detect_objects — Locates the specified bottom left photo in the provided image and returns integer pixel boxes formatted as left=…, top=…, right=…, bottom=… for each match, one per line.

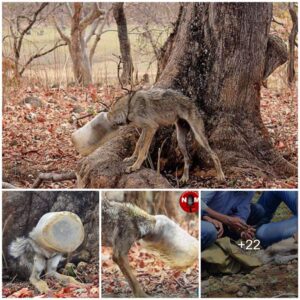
left=2, top=191, right=99, bottom=298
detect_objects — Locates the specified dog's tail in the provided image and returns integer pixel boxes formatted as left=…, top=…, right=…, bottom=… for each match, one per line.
left=9, top=237, right=33, bottom=259
left=9, top=237, right=35, bottom=278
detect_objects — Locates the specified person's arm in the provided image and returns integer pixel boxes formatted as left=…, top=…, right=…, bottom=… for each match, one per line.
left=232, top=192, right=255, bottom=222
left=201, top=192, right=217, bottom=217
left=205, top=206, right=249, bottom=232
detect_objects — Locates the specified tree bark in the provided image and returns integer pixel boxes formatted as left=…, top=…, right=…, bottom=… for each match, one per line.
left=113, top=3, right=134, bottom=85
left=287, top=3, right=298, bottom=85
left=76, top=3, right=296, bottom=188
left=3, top=191, right=99, bottom=278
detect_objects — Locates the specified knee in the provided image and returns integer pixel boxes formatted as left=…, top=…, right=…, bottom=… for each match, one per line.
left=255, top=226, right=269, bottom=248
left=201, top=222, right=217, bottom=250
left=254, top=204, right=265, bottom=220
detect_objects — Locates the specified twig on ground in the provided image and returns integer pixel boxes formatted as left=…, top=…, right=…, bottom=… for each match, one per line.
left=32, top=171, right=76, bottom=188
left=273, top=293, right=298, bottom=298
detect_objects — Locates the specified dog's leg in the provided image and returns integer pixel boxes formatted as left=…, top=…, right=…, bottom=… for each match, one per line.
left=46, top=254, right=85, bottom=287
left=187, top=115, right=225, bottom=181
left=112, top=231, right=148, bottom=297
left=124, top=128, right=146, bottom=163
left=30, top=254, right=50, bottom=294
left=126, top=126, right=157, bottom=173
left=175, top=122, right=190, bottom=184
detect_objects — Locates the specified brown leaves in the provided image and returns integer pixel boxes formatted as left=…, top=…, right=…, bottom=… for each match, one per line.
left=101, top=219, right=199, bottom=297
left=3, top=85, right=113, bottom=188
left=7, top=288, right=33, bottom=298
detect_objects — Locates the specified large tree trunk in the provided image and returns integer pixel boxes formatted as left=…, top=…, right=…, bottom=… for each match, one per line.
left=76, top=3, right=296, bottom=188
left=287, top=3, right=298, bottom=85
left=113, top=3, right=134, bottom=85
left=155, top=3, right=295, bottom=178
left=3, top=191, right=99, bottom=278
left=69, top=38, right=93, bottom=86
left=69, top=28, right=93, bottom=85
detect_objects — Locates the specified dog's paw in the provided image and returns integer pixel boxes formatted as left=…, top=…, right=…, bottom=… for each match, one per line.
left=125, top=166, right=134, bottom=173
left=179, top=175, right=189, bottom=185
left=125, top=165, right=140, bottom=173
left=35, top=280, right=50, bottom=294
left=123, top=156, right=135, bottom=163
left=217, top=172, right=226, bottom=182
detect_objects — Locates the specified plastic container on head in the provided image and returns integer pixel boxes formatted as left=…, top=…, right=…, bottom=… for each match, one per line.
left=71, top=112, right=118, bottom=156
left=30, top=211, right=84, bottom=253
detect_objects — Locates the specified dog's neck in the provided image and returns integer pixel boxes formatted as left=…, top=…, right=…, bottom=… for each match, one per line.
left=28, top=236, right=59, bottom=259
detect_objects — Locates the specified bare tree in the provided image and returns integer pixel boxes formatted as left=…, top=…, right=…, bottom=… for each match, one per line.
left=53, top=3, right=111, bottom=85
left=287, top=3, right=298, bottom=85
left=113, top=3, right=133, bottom=85
left=4, top=3, right=66, bottom=80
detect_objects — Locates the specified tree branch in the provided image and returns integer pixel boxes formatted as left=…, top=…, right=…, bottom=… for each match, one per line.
left=66, top=2, right=73, bottom=18
left=79, top=3, right=105, bottom=31
left=89, top=7, right=112, bottom=63
left=53, top=17, right=70, bottom=43
left=19, top=41, right=67, bottom=75
left=17, top=3, right=49, bottom=55
left=32, top=171, right=76, bottom=188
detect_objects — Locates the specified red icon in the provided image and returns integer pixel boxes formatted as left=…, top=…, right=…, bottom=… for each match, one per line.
left=179, top=191, right=199, bottom=213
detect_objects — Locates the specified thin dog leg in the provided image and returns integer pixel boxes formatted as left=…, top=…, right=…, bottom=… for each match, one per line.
left=175, top=122, right=190, bottom=184
left=124, top=128, right=146, bottom=163
left=112, top=232, right=147, bottom=297
left=46, top=254, right=85, bottom=286
left=187, top=116, right=225, bottom=181
left=126, top=127, right=157, bottom=173
left=30, top=255, right=50, bottom=294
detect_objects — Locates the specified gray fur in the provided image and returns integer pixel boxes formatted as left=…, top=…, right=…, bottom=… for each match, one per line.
left=107, top=88, right=225, bottom=183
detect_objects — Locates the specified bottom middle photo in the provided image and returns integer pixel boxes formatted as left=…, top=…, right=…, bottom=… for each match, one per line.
left=101, top=190, right=199, bottom=298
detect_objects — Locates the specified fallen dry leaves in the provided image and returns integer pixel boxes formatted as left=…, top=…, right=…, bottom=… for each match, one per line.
left=101, top=219, right=199, bottom=298
left=3, top=84, right=118, bottom=188
left=3, top=262, right=99, bottom=298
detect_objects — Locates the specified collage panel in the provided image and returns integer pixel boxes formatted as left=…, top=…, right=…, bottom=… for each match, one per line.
left=2, top=3, right=297, bottom=190
left=201, top=191, right=298, bottom=298
left=101, top=190, right=199, bottom=298
left=2, top=191, right=99, bottom=298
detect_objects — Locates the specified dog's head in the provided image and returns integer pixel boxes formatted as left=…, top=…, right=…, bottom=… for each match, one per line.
left=71, top=112, right=118, bottom=156
left=140, top=215, right=199, bottom=269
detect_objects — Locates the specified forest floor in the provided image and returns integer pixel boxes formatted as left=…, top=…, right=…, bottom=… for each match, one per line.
left=201, top=260, right=298, bottom=298
left=2, top=81, right=297, bottom=189
left=2, top=262, right=99, bottom=298
left=101, top=219, right=199, bottom=298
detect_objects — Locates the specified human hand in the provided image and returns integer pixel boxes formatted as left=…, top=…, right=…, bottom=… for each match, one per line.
left=240, top=227, right=256, bottom=240
left=203, top=216, right=224, bottom=238
left=225, top=216, right=248, bottom=232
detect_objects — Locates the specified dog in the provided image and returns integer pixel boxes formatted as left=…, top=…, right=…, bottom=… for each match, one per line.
left=9, top=212, right=85, bottom=294
left=102, top=198, right=199, bottom=297
left=258, top=234, right=298, bottom=265
left=107, top=88, right=225, bottom=183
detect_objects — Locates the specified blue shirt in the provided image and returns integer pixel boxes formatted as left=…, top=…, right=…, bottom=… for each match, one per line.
left=201, top=191, right=255, bottom=222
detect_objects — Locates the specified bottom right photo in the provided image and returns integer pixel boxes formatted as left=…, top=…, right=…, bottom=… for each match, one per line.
left=201, top=191, right=298, bottom=298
